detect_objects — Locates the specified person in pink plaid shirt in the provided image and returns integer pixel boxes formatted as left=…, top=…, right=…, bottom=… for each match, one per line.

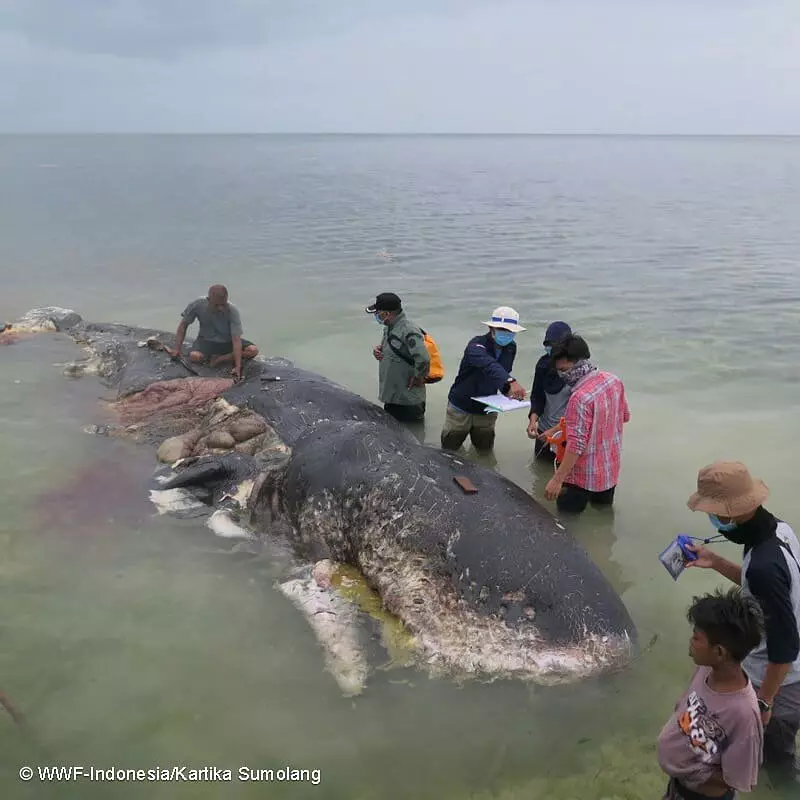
left=542, top=334, right=630, bottom=514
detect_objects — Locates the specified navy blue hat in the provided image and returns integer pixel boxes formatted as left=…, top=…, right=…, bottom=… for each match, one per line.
left=544, top=321, right=571, bottom=346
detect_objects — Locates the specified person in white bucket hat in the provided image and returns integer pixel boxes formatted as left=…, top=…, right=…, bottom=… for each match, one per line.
left=480, top=306, right=527, bottom=334
left=440, top=306, right=527, bottom=452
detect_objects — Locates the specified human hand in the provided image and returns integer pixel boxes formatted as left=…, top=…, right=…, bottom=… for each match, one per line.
left=165, top=347, right=178, bottom=358
left=526, top=417, right=539, bottom=439
left=373, top=345, right=384, bottom=361
left=685, top=543, right=717, bottom=570
left=544, top=476, right=563, bottom=501
left=508, top=380, right=527, bottom=401
left=537, top=424, right=559, bottom=441
left=760, top=707, right=772, bottom=727
left=232, top=366, right=242, bottom=381
left=407, top=375, right=425, bottom=389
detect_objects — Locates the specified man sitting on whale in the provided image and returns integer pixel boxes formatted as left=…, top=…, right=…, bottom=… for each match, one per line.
left=166, top=285, right=259, bottom=380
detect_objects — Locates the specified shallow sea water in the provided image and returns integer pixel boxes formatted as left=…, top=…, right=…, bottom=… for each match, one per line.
left=1, top=134, right=800, bottom=798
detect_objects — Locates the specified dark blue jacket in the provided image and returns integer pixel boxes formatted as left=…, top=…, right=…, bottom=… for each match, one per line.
left=529, top=353, right=567, bottom=418
left=447, top=333, right=517, bottom=415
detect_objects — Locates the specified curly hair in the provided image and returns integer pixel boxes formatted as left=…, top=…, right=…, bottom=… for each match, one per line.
left=687, top=587, right=765, bottom=662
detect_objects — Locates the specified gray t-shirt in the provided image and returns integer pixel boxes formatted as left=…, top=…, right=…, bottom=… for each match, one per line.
left=657, top=666, right=762, bottom=793
left=181, top=298, right=243, bottom=343
left=540, top=383, right=572, bottom=431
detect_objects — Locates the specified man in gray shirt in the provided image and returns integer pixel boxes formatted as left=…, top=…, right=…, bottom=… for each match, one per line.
left=167, top=285, right=258, bottom=379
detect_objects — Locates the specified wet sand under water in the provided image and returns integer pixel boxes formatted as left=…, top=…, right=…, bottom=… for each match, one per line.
left=0, top=333, right=795, bottom=800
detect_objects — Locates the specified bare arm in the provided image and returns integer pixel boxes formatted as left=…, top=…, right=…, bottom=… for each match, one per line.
left=544, top=395, right=587, bottom=500
left=759, top=662, right=792, bottom=709
left=232, top=335, right=243, bottom=376
left=710, top=554, right=742, bottom=586
left=686, top=546, right=742, bottom=585
left=171, top=320, right=188, bottom=357
left=554, top=450, right=580, bottom=483
left=544, top=449, right=581, bottom=500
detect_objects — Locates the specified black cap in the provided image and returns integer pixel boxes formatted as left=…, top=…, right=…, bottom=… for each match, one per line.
left=365, top=292, right=402, bottom=313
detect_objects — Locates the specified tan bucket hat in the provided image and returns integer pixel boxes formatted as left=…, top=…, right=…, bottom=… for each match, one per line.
left=687, top=460, right=769, bottom=517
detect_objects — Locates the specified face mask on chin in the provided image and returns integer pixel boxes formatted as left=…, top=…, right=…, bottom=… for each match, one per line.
left=708, top=514, right=737, bottom=532
left=375, top=313, right=385, bottom=325
left=708, top=514, right=750, bottom=544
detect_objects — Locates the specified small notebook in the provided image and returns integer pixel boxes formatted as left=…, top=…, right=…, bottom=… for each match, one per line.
left=471, top=394, right=532, bottom=413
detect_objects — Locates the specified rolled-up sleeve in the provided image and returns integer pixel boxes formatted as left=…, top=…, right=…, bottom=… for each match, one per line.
left=566, top=394, right=593, bottom=456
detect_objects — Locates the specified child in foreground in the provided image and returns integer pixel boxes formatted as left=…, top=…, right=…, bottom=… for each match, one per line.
left=657, top=588, right=765, bottom=799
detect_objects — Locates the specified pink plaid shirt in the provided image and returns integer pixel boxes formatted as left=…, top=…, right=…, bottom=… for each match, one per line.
left=563, top=370, right=630, bottom=492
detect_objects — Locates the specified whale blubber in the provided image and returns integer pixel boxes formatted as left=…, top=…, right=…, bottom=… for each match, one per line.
left=329, top=563, right=418, bottom=668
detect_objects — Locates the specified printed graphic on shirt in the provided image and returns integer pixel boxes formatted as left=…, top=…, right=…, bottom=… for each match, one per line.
left=678, top=691, right=727, bottom=761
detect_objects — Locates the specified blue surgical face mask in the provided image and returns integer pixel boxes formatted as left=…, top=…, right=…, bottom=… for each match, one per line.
left=545, top=345, right=552, bottom=355
left=374, top=313, right=385, bottom=325
left=494, top=330, right=515, bottom=347
left=708, top=514, right=737, bottom=533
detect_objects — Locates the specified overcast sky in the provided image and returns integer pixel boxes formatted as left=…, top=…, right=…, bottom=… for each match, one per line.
left=1, top=0, right=798, bottom=133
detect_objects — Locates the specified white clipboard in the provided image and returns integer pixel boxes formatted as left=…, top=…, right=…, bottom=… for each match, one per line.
left=471, top=394, right=531, bottom=414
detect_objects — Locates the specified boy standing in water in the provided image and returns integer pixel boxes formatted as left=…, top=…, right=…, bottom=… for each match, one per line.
left=657, top=588, right=765, bottom=799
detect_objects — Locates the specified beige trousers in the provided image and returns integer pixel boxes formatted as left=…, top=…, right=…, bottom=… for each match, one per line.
left=440, top=405, right=498, bottom=451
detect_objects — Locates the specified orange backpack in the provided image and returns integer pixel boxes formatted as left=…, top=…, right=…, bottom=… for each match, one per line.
left=386, top=328, right=445, bottom=385
left=420, top=329, right=444, bottom=384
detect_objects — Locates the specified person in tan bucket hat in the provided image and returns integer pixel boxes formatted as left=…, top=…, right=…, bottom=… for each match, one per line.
left=687, top=461, right=770, bottom=521
left=685, top=460, right=800, bottom=788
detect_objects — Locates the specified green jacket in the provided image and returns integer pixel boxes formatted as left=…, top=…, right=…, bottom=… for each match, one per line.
left=379, top=312, right=430, bottom=406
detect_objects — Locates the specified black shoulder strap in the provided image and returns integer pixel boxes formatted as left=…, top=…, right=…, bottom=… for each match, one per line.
left=386, top=332, right=414, bottom=366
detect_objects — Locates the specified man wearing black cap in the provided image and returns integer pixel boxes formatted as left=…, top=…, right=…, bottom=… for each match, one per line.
left=366, top=293, right=430, bottom=424
left=527, top=321, right=572, bottom=461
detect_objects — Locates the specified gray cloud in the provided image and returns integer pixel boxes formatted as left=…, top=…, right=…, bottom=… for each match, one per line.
left=0, top=0, right=798, bottom=133
left=0, top=0, right=482, bottom=59
left=1, top=0, right=314, bottom=58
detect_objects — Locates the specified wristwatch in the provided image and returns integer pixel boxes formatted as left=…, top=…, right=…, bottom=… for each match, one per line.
left=757, top=697, right=772, bottom=713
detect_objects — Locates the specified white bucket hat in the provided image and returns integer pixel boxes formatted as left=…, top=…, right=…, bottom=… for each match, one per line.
left=481, top=306, right=526, bottom=333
